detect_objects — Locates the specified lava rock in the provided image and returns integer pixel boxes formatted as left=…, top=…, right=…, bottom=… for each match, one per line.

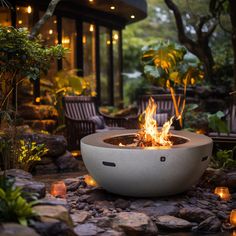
left=179, top=206, right=215, bottom=223
left=0, top=223, right=40, bottom=236
left=112, top=212, right=158, bottom=235
left=1, top=169, right=32, bottom=179
left=193, top=216, right=221, bottom=233
left=55, top=151, right=80, bottom=171
left=74, top=223, right=105, bottom=236
left=156, top=215, right=195, bottom=230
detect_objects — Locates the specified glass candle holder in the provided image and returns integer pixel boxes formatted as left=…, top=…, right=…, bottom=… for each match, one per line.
left=84, top=175, right=98, bottom=187
left=230, top=210, right=236, bottom=227
left=50, top=181, right=67, bottom=198
left=214, top=187, right=231, bottom=201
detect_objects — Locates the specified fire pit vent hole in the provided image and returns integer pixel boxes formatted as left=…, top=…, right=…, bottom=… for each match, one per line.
left=160, top=156, right=166, bottom=162
left=102, top=161, right=116, bottom=167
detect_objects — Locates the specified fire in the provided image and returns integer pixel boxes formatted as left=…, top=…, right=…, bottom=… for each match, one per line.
left=137, top=97, right=173, bottom=147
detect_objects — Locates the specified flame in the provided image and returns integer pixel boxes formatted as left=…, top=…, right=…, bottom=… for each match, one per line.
left=138, top=97, right=173, bottom=147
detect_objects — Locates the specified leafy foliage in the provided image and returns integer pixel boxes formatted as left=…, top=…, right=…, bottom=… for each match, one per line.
left=15, top=140, right=48, bottom=172
left=211, top=147, right=236, bottom=169
left=0, top=175, right=36, bottom=225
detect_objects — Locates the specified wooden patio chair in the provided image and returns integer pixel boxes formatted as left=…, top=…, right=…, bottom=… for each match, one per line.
left=208, top=100, right=236, bottom=149
left=62, top=96, right=127, bottom=150
left=126, top=94, right=183, bottom=129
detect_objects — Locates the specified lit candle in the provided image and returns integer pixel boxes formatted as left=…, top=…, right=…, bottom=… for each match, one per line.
left=230, top=210, right=236, bottom=226
left=214, top=187, right=231, bottom=201
left=84, top=175, right=98, bottom=187
left=50, top=181, right=67, bottom=198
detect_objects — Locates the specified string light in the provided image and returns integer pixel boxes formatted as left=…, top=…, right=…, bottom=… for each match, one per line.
left=27, top=6, right=32, bottom=14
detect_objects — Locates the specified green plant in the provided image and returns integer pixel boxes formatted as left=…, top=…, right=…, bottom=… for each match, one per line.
left=15, top=140, right=48, bottom=172
left=211, top=147, right=236, bottom=169
left=0, top=175, right=36, bottom=225
left=142, top=40, right=204, bottom=127
left=0, top=26, right=66, bottom=112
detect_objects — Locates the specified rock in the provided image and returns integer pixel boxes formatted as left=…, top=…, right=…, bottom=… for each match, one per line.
left=1, top=169, right=32, bottom=179
left=98, top=229, right=125, bottom=236
left=55, top=151, right=80, bottom=170
left=139, top=203, right=179, bottom=217
left=179, top=206, right=215, bottom=223
left=74, top=223, right=104, bottom=236
left=23, top=120, right=57, bottom=132
left=33, top=205, right=73, bottom=227
left=0, top=223, right=40, bottom=236
left=114, top=199, right=130, bottom=210
left=71, top=211, right=90, bottom=224
left=35, top=198, right=68, bottom=209
left=194, top=216, right=221, bottom=233
left=34, top=162, right=59, bottom=174
left=20, top=133, right=67, bottom=158
left=226, top=171, right=236, bottom=188
left=156, top=215, right=195, bottom=230
left=18, top=103, right=58, bottom=120
left=31, top=221, right=77, bottom=236
left=64, top=178, right=81, bottom=192
left=130, top=200, right=154, bottom=210
left=14, top=177, right=46, bottom=199
left=112, top=212, right=158, bottom=235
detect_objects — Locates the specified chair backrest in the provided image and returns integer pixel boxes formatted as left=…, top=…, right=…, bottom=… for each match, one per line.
left=229, top=103, right=236, bottom=133
left=138, top=94, right=183, bottom=117
left=63, top=96, right=98, bottom=120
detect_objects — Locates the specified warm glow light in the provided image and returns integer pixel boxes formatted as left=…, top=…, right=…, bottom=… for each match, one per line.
left=89, top=0, right=94, bottom=2
left=233, top=231, right=236, bottom=236
left=113, top=33, right=119, bottom=40
left=49, top=29, right=53, bottom=35
left=16, top=7, right=20, bottom=11
left=138, top=97, right=173, bottom=147
left=50, top=181, right=67, bottom=198
left=71, top=150, right=81, bottom=158
left=214, top=187, right=231, bottom=201
left=131, top=15, right=135, bottom=19
left=230, top=210, right=236, bottom=226
left=53, top=20, right=57, bottom=24
left=84, top=175, right=98, bottom=187
left=89, top=24, right=94, bottom=32
left=62, top=37, right=70, bottom=45
left=27, top=6, right=32, bottom=14
left=83, top=36, right=86, bottom=44
left=106, top=40, right=111, bottom=45
left=18, top=20, right=23, bottom=25
left=196, top=129, right=205, bottom=134
left=110, top=6, right=115, bottom=10
left=35, top=97, right=40, bottom=103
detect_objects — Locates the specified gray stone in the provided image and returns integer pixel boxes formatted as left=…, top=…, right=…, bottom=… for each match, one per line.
left=55, top=151, right=80, bottom=170
left=0, top=223, right=40, bottom=236
left=74, top=223, right=104, bottom=236
left=71, top=211, right=90, bottom=224
left=156, top=215, right=195, bottom=230
left=179, top=206, right=215, bottom=223
left=130, top=200, right=154, bottom=210
left=114, top=199, right=130, bottom=210
left=112, top=212, right=158, bottom=235
left=14, top=177, right=46, bottom=199
left=1, top=169, right=32, bottom=179
left=98, top=229, right=125, bottom=236
left=194, top=216, right=221, bottom=233
left=34, top=162, right=59, bottom=174
left=33, top=205, right=73, bottom=227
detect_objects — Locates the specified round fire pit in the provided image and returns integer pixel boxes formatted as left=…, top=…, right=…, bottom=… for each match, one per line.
left=81, top=130, right=213, bottom=197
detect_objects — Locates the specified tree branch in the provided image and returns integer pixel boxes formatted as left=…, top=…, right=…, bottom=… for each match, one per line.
left=29, top=0, right=62, bottom=39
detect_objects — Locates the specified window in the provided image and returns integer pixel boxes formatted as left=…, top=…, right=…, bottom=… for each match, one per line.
left=83, top=22, right=96, bottom=93
left=99, top=26, right=110, bottom=105
left=113, top=30, right=121, bottom=106
left=16, top=5, right=34, bottom=29
left=0, top=7, right=11, bottom=26
left=62, top=18, right=77, bottom=70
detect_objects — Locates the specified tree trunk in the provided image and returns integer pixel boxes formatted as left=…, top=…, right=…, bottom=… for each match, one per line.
left=229, top=0, right=236, bottom=93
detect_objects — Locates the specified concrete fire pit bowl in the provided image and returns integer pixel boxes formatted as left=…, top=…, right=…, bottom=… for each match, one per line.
left=81, top=130, right=213, bottom=197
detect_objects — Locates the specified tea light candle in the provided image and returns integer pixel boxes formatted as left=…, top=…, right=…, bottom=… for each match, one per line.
left=50, top=181, right=67, bottom=198
left=230, top=210, right=236, bottom=226
left=84, top=175, right=98, bottom=187
left=214, top=187, right=231, bottom=200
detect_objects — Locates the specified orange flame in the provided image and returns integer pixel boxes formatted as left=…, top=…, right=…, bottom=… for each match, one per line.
left=138, top=97, right=173, bottom=147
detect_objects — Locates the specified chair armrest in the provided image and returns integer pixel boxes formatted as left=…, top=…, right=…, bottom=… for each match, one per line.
left=99, top=112, right=129, bottom=128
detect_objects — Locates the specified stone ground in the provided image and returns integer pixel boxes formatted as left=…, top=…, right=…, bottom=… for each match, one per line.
left=0, top=165, right=235, bottom=236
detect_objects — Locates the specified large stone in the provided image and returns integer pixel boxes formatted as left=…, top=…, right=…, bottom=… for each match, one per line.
left=112, top=212, right=158, bottom=236
left=71, top=211, right=90, bottom=224
left=156, top=215, right=195, bottom=230
left=55, top=151, right=80, bottom=170
left=2, top=169, right=32, bottom=179
left=34, top=162, right=59, bottom=174
left=20, top=133, right=67, bottom=157
left=23, top=120, right=57, bottom=132
left=14, top=177, right=46, bottom=199
left=226, top=171, right=236, bottom=189
left=179, top=206, right=215, bottom=223
left=74, top=223, right=104, bottom=236
left=18, top=103, right=58, bottom=120
left=33, top=205, right=73, bottom=227
left=194, top=216, right=221, bottom=233
left=0, top=223, right=40, bottom=236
